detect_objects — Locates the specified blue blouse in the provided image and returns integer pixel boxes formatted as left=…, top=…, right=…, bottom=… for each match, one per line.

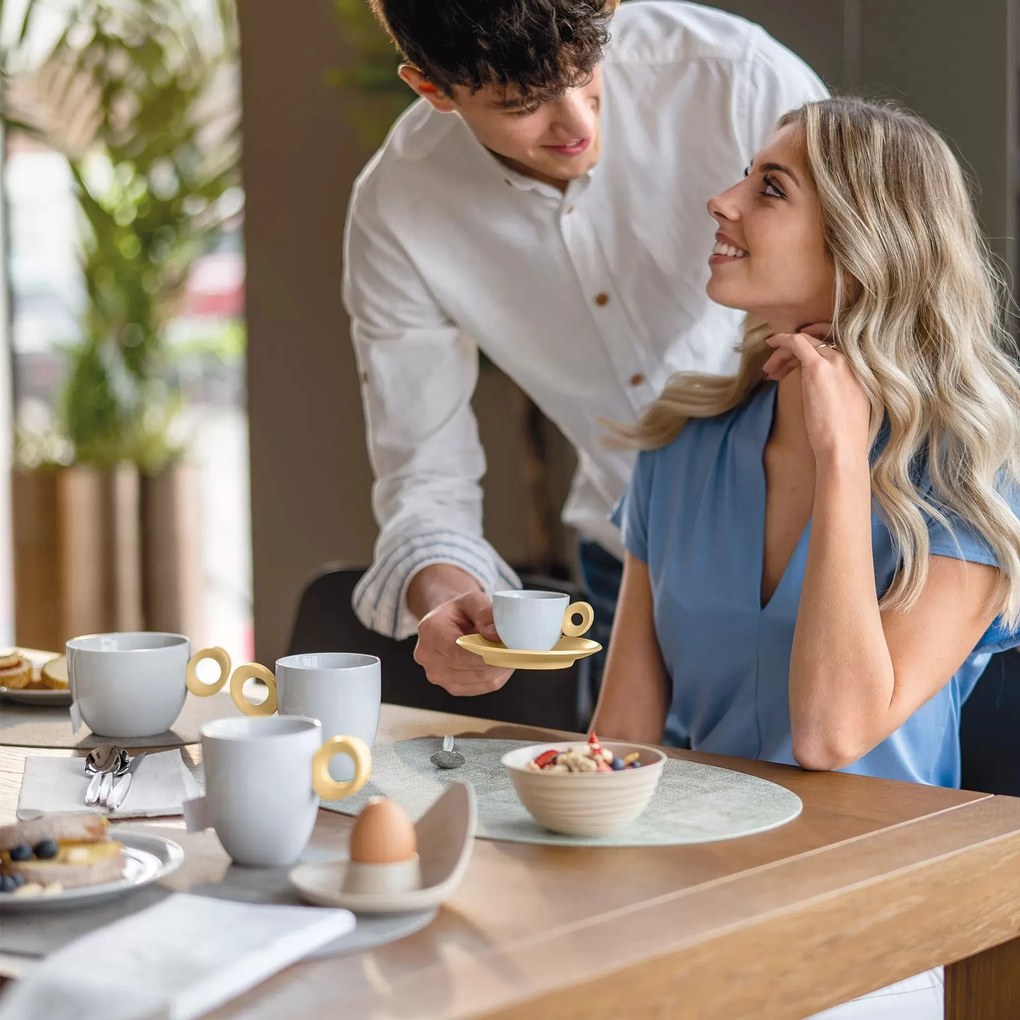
left=614, top=382, right=1020, bottom=787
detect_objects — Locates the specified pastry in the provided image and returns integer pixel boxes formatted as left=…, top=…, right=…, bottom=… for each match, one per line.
left=0, top=813, right=124, bottom=892
left=39, top=655, right=69, bottom=690
left=0, top=653, right=31, bottom=690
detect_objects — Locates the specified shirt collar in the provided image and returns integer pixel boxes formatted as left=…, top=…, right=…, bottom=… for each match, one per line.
left=454, top=116, right=597, bottom=199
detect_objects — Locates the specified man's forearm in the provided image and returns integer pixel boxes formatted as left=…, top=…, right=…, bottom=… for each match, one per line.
left=406, top=563, right=484, bottom=621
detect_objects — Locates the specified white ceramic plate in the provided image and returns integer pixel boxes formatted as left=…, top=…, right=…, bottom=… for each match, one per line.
left=0, top=687, right=72, bottom=707
left=0, top=649, right=71, bottom=706
left=0, top=831, right=184, bottom=912
left=290, top=781, right=476, bottom=914
left=456, top=634, right=601, bottom=670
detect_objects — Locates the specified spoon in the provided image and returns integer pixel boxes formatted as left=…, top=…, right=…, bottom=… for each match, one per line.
left=103, top=747, right=131, bottom=805
left=84, top=743, right=124, bottom=806
left=430, top=734, right=465, bottom=769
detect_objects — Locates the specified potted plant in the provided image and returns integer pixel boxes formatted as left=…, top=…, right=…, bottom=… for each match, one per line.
left=2, top=0, right=241, bottom=649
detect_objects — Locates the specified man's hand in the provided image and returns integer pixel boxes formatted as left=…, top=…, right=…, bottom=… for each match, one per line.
left=414, top=591, right=514, bottom=695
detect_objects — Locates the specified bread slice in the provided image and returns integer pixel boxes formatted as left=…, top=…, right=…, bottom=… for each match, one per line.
left=2, top=840, right=124, bottom=889
left=0, top=651, right=22, bottom=670
left=39, top=655, right=69, bottom=690
left=0, top=813, right=110, bottom=852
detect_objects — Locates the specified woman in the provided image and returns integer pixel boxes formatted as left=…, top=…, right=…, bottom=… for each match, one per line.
left=593, top=97, right=1020, bottom=1017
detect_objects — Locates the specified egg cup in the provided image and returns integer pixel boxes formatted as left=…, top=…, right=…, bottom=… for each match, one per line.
left=342, top=854, right=421, bottom=895
left=289, top=781, right=476, bottom=915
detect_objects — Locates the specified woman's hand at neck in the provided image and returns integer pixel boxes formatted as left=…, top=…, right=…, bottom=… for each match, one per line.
left=762, top=329, right=871, bottom=465
left=764, top=320, right=835, bottom=457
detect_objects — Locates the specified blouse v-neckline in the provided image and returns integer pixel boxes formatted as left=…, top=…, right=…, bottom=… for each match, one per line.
left=753, top=383, right=813, bottom=614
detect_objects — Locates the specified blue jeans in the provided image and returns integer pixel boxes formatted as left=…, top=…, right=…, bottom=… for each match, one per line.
left=577, top=538, right=623, bottom=727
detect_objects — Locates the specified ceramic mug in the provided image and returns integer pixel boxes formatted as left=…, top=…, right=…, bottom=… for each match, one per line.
left=492, top=591, right=595, bottom=652
left=66, top=632, right=233, bottom=738
left=223, top=652, right=381, bottom=782
left=182, top=715, right=371, bottom=867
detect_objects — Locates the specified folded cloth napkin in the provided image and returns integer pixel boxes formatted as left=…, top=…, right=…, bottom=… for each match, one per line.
left=0, top=893, right=356, bottom=1020
left=17, top=750, right=201, bottom=820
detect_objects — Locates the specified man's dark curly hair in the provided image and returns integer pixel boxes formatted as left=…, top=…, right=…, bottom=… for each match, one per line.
left=369, top=0, right=614, bottom=104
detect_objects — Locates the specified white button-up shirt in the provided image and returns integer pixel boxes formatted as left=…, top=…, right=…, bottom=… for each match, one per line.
left=343, top=1, right=827, bottom=638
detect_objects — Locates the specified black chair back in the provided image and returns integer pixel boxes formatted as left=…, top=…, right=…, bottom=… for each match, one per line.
left=959, top=649, right=1020, bottom=796
left=287, top=565, right=587, bottom=732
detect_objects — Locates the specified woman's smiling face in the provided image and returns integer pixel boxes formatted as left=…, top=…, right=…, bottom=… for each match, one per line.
left=706, top=124, right=836, bottom=333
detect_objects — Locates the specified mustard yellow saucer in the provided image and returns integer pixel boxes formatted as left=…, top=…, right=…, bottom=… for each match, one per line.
left=456, top=634, right=602, bottom=670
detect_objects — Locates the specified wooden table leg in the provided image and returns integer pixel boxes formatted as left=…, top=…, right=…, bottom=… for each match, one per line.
left=945, top=936, right=1020, bottom=1019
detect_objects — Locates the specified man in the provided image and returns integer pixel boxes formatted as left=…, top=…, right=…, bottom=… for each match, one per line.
left=344, top=0, right=826, bottom=700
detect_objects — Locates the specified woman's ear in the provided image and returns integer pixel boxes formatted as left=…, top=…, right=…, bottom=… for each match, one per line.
left=398, top=65, right=456, bottom=112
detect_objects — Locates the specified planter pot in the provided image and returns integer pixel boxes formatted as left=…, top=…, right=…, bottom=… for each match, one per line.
left=141, top=463, right=203, bottom=640
left=12, top=464, right=144, bottom=651
left=11, top=462, right=203, bottom=650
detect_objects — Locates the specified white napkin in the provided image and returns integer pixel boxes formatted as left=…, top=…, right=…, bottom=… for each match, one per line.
left=17, top=751, right=201, bottom=820
left=0, top=893, right=356, bottom=1020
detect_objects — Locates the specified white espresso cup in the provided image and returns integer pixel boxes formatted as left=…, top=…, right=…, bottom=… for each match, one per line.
left=66, top=632, right=233, bottom=738
left=492, top=591, right=595, bottom=652
left=182, top=715, right=371, bottom=867
left=223, top=652, right=381, bottom=782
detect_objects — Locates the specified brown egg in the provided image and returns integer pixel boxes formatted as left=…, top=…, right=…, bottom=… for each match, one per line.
left=349, top=798, right=417, bottom=864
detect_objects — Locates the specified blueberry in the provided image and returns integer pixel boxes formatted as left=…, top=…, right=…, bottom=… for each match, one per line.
left=610, top=757, right=626, bottom=771
left=0, top=875, right=14, bottom=893
left=8, top=844, right=31, bottom=861
left=33, top=839, right=58, bottom=860
left=630, top=761, right=643, bottom=769
left=10, top=874, right=25, bottom=888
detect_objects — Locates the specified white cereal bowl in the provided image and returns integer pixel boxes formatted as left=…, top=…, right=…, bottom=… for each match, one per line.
left=501, top=741, right=666, bottom=837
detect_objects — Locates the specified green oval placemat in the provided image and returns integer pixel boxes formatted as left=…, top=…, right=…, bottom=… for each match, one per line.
left=319, top=738, right=802, bottom=847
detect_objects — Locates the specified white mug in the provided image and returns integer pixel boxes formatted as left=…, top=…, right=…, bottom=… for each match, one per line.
left=66, top=632, right=232, bottom=738
left=224, top=652, right=381, bottom=782
left=492, top=591, right=595, bottom=651
left=182, top=715, right=371, bottom=867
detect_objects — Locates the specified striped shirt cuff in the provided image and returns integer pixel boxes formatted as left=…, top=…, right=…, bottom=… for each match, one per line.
left=352, top=530, right=521, bottom=639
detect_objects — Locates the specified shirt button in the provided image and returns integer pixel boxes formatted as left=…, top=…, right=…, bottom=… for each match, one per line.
left=629, top=373, right=645, bottom=387
left=594, top=293, right=610, bottom=307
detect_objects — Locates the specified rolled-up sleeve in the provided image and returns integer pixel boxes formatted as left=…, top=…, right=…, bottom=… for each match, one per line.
left=343, top=180, right=520, bottom=638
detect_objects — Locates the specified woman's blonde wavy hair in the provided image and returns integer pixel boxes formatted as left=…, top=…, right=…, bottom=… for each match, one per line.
left=611, top=97, right=1020, bottom=626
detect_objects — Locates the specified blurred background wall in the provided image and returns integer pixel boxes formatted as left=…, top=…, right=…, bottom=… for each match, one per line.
left=0, top=114, right=12, bottom=648
left=240, top=0, right=1018, bottom=662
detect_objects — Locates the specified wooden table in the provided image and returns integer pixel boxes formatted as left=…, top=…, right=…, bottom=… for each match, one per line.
left=2, top=704, right=1019, bottom=1018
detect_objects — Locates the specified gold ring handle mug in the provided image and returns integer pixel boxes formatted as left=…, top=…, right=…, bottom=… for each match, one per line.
left=561, top=601, right=595, bottom=638
left=312, top=735, right=372, bottom=799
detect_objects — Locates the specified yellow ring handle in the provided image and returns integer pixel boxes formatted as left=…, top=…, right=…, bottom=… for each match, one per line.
left=312, top=735, right=372, bottom=800
left=228, top=662, right=278, bottom=716
left=561, top=601, right=594, bottom=638
left=186, top=646, right=232, bottom=697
